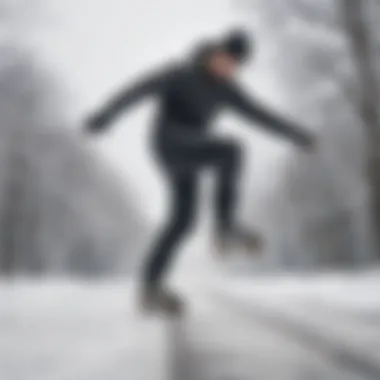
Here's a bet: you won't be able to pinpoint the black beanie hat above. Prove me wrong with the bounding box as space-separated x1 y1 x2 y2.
221 29 251 62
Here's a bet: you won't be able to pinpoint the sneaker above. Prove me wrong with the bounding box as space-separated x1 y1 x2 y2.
234 227 264 255
213 234 230 257
214 227 264 257
139 286 184 316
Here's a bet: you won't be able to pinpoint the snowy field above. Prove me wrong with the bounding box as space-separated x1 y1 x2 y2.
1 272 380 380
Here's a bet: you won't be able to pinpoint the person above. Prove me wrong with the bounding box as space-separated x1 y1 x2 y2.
85 30 316 315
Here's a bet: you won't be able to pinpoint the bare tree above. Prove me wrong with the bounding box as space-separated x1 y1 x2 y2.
234 0 378 267
0 46 148 276
341 0 380 257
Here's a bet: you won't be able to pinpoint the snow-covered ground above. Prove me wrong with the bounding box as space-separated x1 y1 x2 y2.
218 269 380 313
216 269 380 378
0 279 171 380
1 272 380 380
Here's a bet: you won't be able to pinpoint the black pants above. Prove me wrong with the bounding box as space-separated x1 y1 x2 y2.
144 134 242 286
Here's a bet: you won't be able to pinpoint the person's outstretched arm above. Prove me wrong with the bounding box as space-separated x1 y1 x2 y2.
223 81 315 148
85 65 178 133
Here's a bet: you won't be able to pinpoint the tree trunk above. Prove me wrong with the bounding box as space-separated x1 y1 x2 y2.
0 149 21 274
341 0 380 258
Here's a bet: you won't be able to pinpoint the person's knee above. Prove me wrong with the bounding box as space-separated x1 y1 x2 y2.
222 141 242 169
171 207 195 237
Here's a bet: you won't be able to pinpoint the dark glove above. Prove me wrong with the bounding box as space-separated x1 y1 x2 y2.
292 128 316 151
301 134 317 152
85 112 111 134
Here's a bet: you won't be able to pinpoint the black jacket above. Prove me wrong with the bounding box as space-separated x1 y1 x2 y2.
87 59 313 148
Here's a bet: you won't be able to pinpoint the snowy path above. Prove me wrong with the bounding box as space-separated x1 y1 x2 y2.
213 270 380 379
0 280 170 380
1 273 380 380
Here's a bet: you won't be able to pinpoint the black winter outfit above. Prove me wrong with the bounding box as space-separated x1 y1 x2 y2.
87 47 313 287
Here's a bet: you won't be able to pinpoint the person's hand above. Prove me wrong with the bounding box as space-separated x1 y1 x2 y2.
84 112 109 134
301 135 317 153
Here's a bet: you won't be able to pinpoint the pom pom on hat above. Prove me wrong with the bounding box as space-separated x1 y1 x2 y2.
221 29 251 62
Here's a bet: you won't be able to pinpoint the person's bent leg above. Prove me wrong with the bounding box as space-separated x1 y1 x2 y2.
213 140 263 254
166 136 244 248
164 135 242 234
214 141 242 235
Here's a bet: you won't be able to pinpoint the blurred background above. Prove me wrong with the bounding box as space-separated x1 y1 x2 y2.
0 0 379 277
1 0 380 379
0 0 377 277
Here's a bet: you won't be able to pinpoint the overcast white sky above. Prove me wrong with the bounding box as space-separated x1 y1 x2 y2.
23 0 288 222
